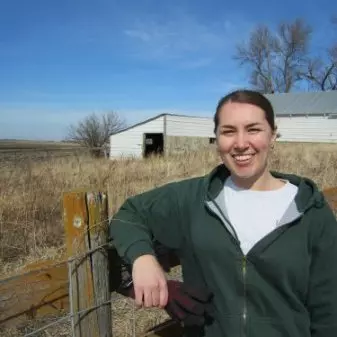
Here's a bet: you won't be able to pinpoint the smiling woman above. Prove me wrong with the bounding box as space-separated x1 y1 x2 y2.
214 90 280 190
109 89 337 337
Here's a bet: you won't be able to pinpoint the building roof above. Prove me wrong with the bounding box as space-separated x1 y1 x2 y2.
110 113 212 136
265 91 337 116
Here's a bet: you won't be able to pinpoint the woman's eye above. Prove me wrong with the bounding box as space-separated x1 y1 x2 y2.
248 128 260 133
221 130 234 135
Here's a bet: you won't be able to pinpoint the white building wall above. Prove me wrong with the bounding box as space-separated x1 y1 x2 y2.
165 115 215 137
276 116 337 143
109 116 164 158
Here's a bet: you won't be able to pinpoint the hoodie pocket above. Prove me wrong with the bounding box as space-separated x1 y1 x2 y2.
249 316 310 337
203 314 242 337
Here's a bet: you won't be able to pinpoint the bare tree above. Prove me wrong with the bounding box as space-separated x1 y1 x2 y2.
303 17 337 91
303 56 337 91
67 111 126 157
234 19 312 93
235 25 276 93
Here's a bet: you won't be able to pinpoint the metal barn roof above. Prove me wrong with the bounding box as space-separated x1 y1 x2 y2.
110 113 211 136
265 91 337 116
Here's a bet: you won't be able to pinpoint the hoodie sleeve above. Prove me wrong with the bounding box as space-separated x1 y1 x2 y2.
108 181 184 265
307 204 337 337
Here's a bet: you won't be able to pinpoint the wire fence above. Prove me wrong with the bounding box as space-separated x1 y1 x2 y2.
23 298 114 337
2 215 108 336
0 214 179 337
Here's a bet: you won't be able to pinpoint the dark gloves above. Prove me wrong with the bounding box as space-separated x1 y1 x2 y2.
164 280 213 326
123 279 213 326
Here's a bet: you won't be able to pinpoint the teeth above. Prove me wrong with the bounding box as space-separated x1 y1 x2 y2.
233 154 253 161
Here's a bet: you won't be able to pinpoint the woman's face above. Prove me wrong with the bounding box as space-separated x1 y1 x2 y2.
216 101 276 182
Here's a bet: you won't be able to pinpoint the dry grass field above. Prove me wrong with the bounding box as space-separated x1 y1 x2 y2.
0 140 79 149
0 140 87 166
1 141 337 336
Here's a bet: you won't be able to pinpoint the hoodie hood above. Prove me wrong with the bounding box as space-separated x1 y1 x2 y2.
270 170 325 212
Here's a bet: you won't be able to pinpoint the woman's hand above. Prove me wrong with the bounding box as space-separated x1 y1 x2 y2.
132 254 168 308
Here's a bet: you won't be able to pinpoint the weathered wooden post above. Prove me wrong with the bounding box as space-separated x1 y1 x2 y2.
63 190 112 337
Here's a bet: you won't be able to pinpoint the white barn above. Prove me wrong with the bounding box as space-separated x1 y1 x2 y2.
109 114 215 158
265 91 337 143
109 91 337 159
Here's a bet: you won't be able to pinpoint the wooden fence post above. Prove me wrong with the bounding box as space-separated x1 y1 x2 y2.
63 190 112 337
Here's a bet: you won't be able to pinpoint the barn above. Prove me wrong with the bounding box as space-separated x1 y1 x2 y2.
109 114 215 158
109 91 337 159
265 91 337 143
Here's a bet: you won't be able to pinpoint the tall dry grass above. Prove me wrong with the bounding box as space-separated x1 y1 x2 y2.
1 142 337 274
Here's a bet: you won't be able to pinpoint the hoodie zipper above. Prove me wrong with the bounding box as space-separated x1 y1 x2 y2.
242 255 247 337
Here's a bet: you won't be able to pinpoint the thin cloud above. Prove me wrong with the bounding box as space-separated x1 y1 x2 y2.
124 29 152 42
123 13 246 61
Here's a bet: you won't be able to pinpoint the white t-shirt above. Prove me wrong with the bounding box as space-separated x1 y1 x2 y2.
223 176 298 255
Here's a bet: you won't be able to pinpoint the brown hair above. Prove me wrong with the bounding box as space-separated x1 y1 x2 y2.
214 89 276 134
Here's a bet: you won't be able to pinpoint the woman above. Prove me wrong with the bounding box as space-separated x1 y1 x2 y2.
109 89 337 337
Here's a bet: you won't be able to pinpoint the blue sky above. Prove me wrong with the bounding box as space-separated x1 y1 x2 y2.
0 0 335 140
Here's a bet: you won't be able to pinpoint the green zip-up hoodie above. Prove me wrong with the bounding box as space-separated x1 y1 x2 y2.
109 164 337 337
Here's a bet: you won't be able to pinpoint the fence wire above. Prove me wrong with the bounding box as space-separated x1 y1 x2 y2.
1 217 112 336
1 215 177 337
23 298 114 337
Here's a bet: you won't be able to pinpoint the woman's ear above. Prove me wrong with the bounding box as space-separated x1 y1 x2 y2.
274 125 279 140
270 126 278 148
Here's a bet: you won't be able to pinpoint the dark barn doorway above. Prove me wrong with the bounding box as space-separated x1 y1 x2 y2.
143 133 164 157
